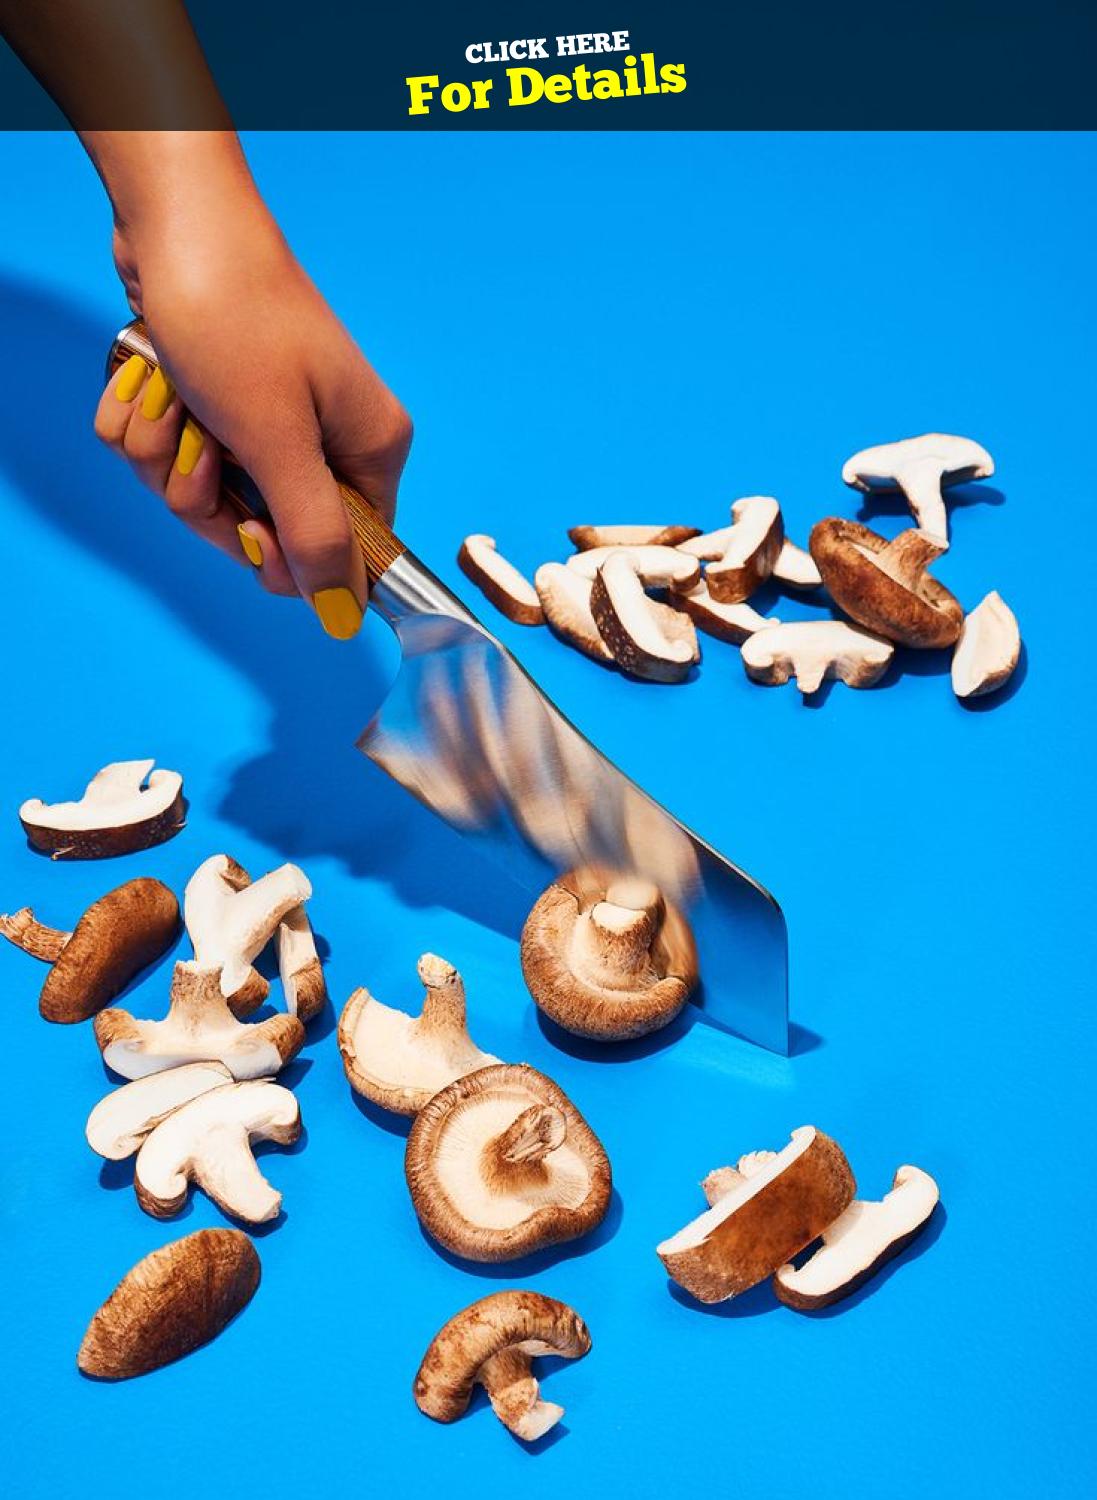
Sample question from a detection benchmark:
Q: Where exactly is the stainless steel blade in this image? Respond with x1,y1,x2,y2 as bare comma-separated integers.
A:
360,552,788,1053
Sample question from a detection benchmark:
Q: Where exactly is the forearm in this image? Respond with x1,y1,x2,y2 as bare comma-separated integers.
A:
81,131,260,236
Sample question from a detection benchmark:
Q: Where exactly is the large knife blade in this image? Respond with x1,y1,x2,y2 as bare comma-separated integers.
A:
108,321,789,1053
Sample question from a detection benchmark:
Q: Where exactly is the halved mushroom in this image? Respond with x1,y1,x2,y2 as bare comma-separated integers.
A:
590,552,700,683
458,535,544,625
277,906,327,1021
774,1164,939,1310
184,855,312,1015
741,620,894,693
414,1290,591,1441
77,1228,259,1380
773,538,823,590
657,1126,855,1303
521,869,698,1040
86,1062,233,1160
810,520,964,648
338,953,498,1116
405,1062,611,1262
134,1079,301,1223
20,758,185,859
951,590,1020,699
95,961,305,1080
705,497,784,603
0,877,180,1024
565,544,701,590
534,563,614,663
671,579,780,644
569,523,699,551
842,432,994,545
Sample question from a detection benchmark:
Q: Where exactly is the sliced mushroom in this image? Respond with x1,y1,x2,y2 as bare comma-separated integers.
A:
521,870,697,1040
86,1062,233,1160
276,906,327,1021
810,520,964,648
657,1126,855,1304
842,432,994,545
95,960,305,1080
671,579,780,644
951,590,1020,699
338,953,498,1116
774,1164,939,1310
590,552,700,683
705,497,784,603
0,877,180,1024
184,854,312,1014
134,1079,301,1223
569,523,699,551
20,758,184,859
414,1290,591,1441
741,620,894,694
772,538,823,590
565,544,701,589
77,1228,259,1380
534,563,614,663
405,1062,611,1262
458,535,544,625
677,524,735,561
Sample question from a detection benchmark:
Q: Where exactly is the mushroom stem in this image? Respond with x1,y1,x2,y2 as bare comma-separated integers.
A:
900,463,951,544
479,1347,563,1441
876,528,947,589
570,902,656,987
417,953,468,1036
0,908,70,962
484,1104,567,1183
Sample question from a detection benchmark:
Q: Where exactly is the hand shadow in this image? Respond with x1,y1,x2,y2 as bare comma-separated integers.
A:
0,270,529,938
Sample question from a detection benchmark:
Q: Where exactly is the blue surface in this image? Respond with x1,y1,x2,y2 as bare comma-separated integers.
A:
0,132,1093,1498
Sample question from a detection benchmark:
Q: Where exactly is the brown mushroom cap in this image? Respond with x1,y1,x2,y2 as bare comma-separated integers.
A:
809,519,964,648
414,1290,591,1441
521,870,698,1040
77,1228,259,1380
0,877,181,1024
405,1062,611,1262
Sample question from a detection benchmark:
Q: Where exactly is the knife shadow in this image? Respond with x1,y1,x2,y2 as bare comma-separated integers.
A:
0,272,531,939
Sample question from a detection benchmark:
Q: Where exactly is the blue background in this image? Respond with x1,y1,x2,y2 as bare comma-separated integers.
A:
0,132,1093,1497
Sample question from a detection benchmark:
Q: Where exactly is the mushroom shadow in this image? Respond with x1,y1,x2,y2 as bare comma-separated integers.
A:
349,1087,413,1139
98,1156,135,1191
534,1003,696,1063
854,481,1007,527
958,639,1028,711
667,1275,775,1320
418,1187,623,1280
460,1381,572,1454
780,1202,947,1319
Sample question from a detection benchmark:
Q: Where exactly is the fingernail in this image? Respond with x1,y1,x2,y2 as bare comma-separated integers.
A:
141,366,175,420
237,524,263,568
115,354,148,403
313,586,363,641
176,419,203,476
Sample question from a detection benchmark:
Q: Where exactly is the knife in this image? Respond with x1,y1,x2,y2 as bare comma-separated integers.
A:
107,320,789,1052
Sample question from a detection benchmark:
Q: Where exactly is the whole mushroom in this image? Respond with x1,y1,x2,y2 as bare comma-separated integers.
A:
809,520,964,648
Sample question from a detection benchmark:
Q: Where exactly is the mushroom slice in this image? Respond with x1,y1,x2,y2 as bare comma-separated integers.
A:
415,1290,591,1441
0,877,180,1024
86,1062,233,1160
277,906,327,1021
521,871,698,1040
569,523,699,550
184,854,312,1013
772,538,823,590
405,1062,611,1262
810,519,964,648
951,590,1020,699
671,579,780,644
678,524,735,561
77,1228,259,1380
95,960,305,1080
534,563,615,663
565,544,701,589
338,953,499,1116
741,620,894,694
458,535,544,625
134,1079,301,1223
705,497,784,603
656,1126,856,1304
590,552,700,683
774,1165,940,1311
19,758,184,859
842,432,994,545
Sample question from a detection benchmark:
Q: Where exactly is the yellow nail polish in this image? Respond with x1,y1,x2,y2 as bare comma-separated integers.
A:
237,524,263,568
141,365,175,420
115,354,148,403
176,419,203,476
313,586,363,641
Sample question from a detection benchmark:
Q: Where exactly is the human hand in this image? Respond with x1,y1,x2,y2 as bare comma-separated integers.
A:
91,132,412,639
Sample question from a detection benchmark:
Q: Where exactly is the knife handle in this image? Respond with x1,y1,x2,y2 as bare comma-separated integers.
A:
105,318,406,590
